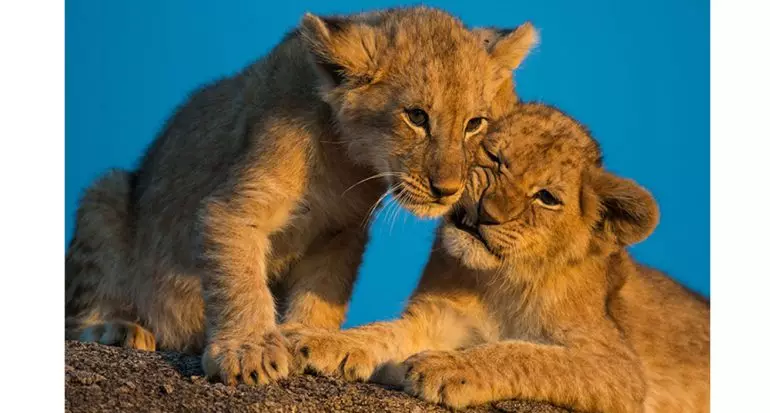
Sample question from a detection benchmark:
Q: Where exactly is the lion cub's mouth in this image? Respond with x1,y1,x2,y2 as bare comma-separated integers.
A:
394,184,455,218
449,208,480,236
447,207,496,254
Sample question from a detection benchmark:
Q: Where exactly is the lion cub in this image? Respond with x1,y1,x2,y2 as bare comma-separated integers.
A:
65,7,538,386
291,103,710,412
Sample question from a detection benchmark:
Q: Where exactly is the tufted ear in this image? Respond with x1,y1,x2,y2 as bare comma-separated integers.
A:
471,27,512,52
588,169,659,247
299,13,379,87
475,22,538,70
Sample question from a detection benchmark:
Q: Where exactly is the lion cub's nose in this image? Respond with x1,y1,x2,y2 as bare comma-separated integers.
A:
429,178,462,198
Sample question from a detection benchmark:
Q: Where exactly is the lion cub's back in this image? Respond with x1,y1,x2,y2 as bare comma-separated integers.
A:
611,265,710,412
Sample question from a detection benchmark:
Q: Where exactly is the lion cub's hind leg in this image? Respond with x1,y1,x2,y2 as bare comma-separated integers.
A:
73,320,156,351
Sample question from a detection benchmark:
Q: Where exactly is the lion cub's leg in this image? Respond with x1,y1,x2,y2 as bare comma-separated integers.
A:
277,228,367,374
287,249,495,382
280,228,368,332
75,320,157,351
66,169,153,349
201,207,288,385
199,161,306,386
402,339,645,412
289,294,493,383
288,320,412,382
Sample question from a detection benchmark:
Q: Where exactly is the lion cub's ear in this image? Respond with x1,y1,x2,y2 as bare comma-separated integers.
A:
477,22,538,70
588,169,660,247
299,13,379,87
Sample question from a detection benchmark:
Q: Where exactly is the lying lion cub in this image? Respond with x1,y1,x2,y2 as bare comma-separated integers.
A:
290,103,710,412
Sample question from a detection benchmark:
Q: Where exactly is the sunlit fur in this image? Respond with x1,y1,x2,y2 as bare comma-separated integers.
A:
290,103,709,413
65,7,538,387
442,103,606,273
301,10,537,216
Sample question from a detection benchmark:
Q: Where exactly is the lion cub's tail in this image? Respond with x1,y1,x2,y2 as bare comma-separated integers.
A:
65,169,137,330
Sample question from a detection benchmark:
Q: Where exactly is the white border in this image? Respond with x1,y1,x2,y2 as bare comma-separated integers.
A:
0,1,766,411
0,1,64,410
711,0,770,411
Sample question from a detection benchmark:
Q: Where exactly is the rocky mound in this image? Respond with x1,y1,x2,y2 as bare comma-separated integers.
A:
65,340,571,413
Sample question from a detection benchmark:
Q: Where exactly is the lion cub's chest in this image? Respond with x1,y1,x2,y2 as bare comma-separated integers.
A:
484,288,554,344
266,173,384,278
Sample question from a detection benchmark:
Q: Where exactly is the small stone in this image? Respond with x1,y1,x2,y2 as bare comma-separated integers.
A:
123,380,136,389
85,384,102,393
72,371,106,385
160,383,174,394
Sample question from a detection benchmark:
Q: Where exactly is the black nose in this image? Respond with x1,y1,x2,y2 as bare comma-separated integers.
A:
429,179,462,198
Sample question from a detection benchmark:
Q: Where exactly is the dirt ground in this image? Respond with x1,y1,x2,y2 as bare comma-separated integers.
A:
65,340,572,413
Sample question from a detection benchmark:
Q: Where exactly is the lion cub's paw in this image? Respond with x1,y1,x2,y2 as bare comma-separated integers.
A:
80,321,156,351
288,329,379,382
202,330,291,386
403,350,489,409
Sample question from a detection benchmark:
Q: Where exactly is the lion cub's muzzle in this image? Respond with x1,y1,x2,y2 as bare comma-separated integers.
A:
445,167,509,251
447,200,486,245
393,171,465,218
428,175,463,201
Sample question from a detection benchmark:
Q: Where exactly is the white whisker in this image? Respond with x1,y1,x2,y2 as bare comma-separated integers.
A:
360,182,404,229
388,190,409,235
342,172,404,197
379,191,403,235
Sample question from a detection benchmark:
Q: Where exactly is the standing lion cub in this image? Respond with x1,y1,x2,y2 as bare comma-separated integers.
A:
291,103,710,412
65,7,538,386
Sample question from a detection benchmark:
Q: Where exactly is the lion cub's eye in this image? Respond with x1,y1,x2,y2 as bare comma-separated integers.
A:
533,189,561,207
465,117,486,134
405,108,429,128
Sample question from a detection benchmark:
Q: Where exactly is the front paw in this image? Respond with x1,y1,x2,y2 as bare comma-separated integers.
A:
403,350,489,409
202,330,291,386
289,329,379,382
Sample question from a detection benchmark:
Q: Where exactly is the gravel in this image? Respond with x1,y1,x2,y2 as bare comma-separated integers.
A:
65,340,572,413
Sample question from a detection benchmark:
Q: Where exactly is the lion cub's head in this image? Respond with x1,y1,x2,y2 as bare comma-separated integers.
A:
299,7,537,217
442,103,660,271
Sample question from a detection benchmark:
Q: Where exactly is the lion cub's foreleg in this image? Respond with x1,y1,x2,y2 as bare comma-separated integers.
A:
280,228,369,331
198,149,312,385
287,250,495,382
199,197,293,385
402,340,645,412
289,294,493,382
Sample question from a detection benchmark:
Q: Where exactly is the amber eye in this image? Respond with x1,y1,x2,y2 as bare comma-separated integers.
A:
405,108,429,128
465,117,485,134
533,189,561,207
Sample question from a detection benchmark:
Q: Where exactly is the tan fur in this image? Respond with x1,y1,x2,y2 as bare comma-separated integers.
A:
291,103,709,412
64,7,537,386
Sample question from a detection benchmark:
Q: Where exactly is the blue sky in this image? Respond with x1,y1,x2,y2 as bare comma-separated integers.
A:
66,0,709,327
